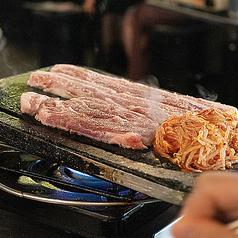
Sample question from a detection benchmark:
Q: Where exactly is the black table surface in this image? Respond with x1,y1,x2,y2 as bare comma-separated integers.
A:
0,208,79,238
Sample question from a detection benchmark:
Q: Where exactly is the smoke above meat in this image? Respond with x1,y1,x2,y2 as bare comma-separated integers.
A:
21,64,238,171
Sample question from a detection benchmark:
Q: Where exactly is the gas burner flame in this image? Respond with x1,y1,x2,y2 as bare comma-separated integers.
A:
65,167,101,181
64,167,134,197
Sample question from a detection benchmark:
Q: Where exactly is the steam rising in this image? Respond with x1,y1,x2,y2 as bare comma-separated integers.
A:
0,28,40,79
195,84,218,102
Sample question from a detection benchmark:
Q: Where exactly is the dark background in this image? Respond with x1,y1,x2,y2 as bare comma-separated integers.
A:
1,0,238,107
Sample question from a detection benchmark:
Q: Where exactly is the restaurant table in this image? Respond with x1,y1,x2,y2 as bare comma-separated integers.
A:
146,0,238,26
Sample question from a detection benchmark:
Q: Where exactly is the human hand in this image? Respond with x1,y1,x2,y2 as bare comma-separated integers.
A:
172,171,238,238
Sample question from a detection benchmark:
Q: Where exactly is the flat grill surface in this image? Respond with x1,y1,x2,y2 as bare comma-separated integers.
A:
0,68,230,205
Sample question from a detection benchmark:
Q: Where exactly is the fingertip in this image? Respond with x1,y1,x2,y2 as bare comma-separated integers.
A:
171,216,194,238
172,216,238,238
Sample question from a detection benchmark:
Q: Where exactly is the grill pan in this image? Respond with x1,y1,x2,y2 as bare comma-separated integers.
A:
0,67,232,205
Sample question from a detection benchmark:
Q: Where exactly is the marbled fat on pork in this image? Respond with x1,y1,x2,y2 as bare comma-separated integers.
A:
21,92,157,149
51,64,237,114
27,70,189,124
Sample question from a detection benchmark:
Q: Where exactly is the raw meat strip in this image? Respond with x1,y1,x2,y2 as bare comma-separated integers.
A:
27,70,188,123
51,64,237,114
51,64,160,100
21,92,158,149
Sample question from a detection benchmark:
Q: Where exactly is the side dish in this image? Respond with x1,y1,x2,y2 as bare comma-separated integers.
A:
153,108,238,172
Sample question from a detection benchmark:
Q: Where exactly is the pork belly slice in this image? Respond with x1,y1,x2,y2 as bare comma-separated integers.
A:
27,70,117,99
27,70,188,123
21,92,159,149
51,64,237,114
50,64,158,100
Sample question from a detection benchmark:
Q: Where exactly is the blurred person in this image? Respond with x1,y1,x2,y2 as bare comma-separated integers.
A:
172,171,238,238
122,1,195,81
83,0,141,72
